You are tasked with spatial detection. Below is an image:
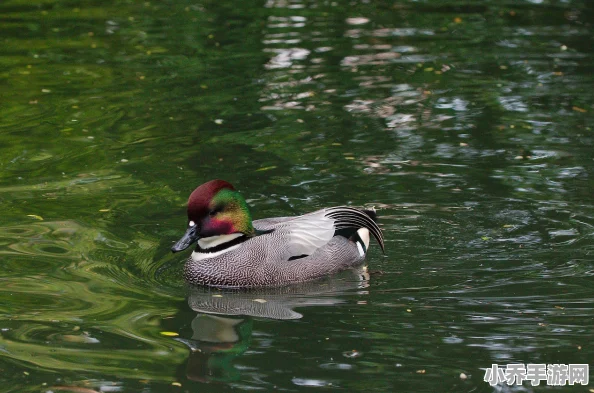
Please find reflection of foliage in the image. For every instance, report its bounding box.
[0,218,186,380]
[0,0,593,391]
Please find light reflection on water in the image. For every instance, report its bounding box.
[0,0,593,392]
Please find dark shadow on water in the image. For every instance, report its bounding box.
[169,269,370,384]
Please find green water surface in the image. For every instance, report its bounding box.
[1,0,593,392]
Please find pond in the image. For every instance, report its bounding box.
[1,0,593,392]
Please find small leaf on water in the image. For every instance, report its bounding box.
[481,236,490,241]
[253,299,267,303]
[27,214,43,221]
[256,166,277,172]
[343,349,362,358]
[171,382,182,387]
[160,331,179,337]
[49,387,100,393]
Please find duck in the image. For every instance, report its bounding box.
[171,180,385,288]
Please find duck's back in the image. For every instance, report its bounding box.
[184,213,366,288]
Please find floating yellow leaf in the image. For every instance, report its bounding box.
[171,382,182,387]
[27,214,43,221]
[160,331,179,337]
[256,166,277,172]
[49,387,101,393]
[572,106,587,113]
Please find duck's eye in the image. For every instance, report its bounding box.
[209,207,222,217]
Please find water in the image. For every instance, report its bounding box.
[1,0,593,391]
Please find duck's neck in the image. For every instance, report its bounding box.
[198,233,245,250]
[192,233,248,261]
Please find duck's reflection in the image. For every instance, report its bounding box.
[176,268,369,383]
[176,315,252,382]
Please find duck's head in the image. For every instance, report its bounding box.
[171,180,254,253]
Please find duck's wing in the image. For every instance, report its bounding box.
[253,216,295,230]
[256,207,385,259]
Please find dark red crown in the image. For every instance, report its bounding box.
[187,179,234,221]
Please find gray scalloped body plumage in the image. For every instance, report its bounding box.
[171,180,385,288]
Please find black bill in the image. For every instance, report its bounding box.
[171,224,199,252]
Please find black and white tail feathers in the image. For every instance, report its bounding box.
[326,207,385,254]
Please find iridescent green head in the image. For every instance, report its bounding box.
[188,179,254,236]
[204,186,254,236]
[171,180,255,252]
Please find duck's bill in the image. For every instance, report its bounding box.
[171,225,199,252]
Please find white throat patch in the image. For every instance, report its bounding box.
[197,233,244,250]
[191,244,241,262]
